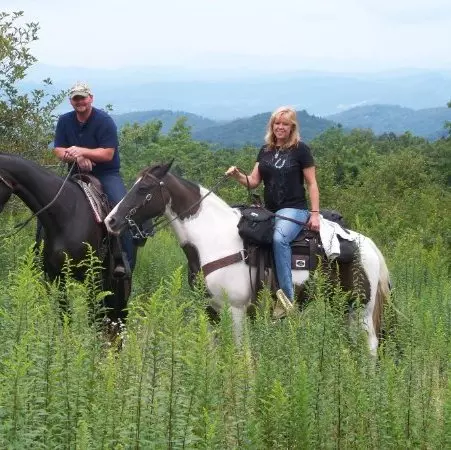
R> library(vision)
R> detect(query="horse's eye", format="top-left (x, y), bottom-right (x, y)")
top-left (137, 185), bottom-right (149, 194)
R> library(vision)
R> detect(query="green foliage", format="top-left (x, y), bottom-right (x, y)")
top-left (0, 11), bottom-right (65, 160)
top-left (445, 98), bottom-right (451, 124)
top-left (112, 109), bottom-right (216, 133)
top-left (0, 225), bottom-right (449, 447)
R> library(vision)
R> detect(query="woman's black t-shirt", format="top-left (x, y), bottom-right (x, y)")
top-left (257, 141), bottom-right (315, 212)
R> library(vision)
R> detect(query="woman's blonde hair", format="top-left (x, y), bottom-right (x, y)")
top-left (264, 106), bottom-right (301, 149)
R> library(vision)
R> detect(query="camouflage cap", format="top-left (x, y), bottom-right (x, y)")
top-left (69, 82), bottom-right (92, 99)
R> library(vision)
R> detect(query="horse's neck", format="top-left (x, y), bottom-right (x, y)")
top-left (167, 186), bottom-right (241, 252)
top-left (2, 156), bottom-right (73, 219)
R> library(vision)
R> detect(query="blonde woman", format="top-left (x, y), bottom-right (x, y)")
top-left (226, 106), bottom-right (320, 311)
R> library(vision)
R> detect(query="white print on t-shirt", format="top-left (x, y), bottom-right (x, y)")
top-left (274, 153), bottom-right (287, 169)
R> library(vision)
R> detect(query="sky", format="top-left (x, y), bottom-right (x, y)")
top-left (3, 0), bottom-right (451, 75)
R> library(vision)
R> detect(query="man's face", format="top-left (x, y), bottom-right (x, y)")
top-left (70, 95), bottom-right (93, 114)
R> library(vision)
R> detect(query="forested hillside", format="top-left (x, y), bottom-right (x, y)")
top-left (113, 109), bottom-right (337, 148)
top-left (112, 104), bottom-right (451, 148)
top-left (192, 110), bottom-right (335, 147)
top-left (327, 104), bottom-right (451, 140)
top-left (111, 109), bottom-right (216, 133)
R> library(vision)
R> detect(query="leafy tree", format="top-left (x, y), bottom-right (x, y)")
top-left (445, 99), bottom-right (451, 137)
top-left (0, 11), bottom-right (65, 160)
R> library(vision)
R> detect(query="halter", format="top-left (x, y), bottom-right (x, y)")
top-left (124, 175), bottom-right (166, 239)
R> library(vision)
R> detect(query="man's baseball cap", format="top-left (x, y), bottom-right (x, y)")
top-left (69, 82), bottom-right (92, 99)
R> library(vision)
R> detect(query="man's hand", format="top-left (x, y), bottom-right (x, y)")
top-left (76, 156), bottom-right (95, 172)
top-left (66, 146), bottom-right (84, 159)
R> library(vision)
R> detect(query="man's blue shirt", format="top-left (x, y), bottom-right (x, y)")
top-left (54, 107), bottom-right (120, 175)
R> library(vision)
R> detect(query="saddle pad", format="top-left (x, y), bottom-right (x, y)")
top-left (74, 178), bottom-right (110, 223)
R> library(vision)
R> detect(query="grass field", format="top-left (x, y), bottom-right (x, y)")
top-left (0, 217), bottom-right (449, 448)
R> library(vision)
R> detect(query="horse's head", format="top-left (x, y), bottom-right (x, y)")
top-left (0, 172), bottom-right (14, 213)
top-left (105, 161), bottom-right (173, 235)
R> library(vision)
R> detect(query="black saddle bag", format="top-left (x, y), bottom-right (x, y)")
top-left (237, 207), bottom-right (274, 246)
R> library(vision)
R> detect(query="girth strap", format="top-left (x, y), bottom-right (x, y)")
top-left (202, 251), bottom-right (246, 277)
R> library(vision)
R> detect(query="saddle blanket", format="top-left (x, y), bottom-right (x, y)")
top-left (73, 178), bottom-right (109, 223)
top-left (319, 216), bottom-right (357, 260)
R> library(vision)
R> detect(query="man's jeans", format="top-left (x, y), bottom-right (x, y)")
top-left (273, 208), bottom-right (309, 301)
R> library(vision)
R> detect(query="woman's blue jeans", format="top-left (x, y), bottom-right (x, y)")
top-left (96, 172), bottom-right (135, 270)
top-left (273, 208), bottom-right (310, 301)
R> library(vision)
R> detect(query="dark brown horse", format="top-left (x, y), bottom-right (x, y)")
top-left (0, 153), bottom-right (132, 323)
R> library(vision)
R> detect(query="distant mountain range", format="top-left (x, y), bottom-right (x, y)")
top-left (192, 111), bottom-right (334, 147)
top-left (112, 110), bottom-right (217, 133)
top-left (327, 105), bottom-right (451, 141)
top-left (24, 65), bottom-right (451, 119)
top-left (112, 104), bottom-right (451, 147)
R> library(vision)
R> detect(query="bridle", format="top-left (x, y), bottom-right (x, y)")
top-left (123, 172), bottom-right (230, 238)
top-left (124, 174), bottom-right (166, 239)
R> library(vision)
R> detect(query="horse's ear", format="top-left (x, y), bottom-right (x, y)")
top-left (153, 159), bottom-right (174, 179)
top-left (166, 159), bottom-right (174, 173)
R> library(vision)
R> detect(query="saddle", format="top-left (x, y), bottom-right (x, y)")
top-left (246, 227), bottom-right (357, 297)
top-left (72, 174), bottom-right (130, 278)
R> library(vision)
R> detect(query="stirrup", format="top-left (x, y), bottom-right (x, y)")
top-left (113, 252), bottom-right (131, 279)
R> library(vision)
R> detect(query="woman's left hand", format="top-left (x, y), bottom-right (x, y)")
top-left (308, 212), bottom-right (320, 232)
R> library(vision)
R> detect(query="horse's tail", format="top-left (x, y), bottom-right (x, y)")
top-left (370, 240), bottom-right (391, 338)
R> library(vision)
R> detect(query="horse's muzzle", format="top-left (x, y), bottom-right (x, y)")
top-left (104, 215), bottom-right (122, 235)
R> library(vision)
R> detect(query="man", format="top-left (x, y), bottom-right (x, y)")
top-left (53, 81), bottom-right (135, 276)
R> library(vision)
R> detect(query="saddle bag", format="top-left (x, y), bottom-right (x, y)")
top-left (291, 230), bottom-right (322, 271)
top-left (237, 207), bottom-right (274, 246)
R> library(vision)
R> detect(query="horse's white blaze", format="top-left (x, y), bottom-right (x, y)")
top-left (105, 177), bottom-right (143, 233)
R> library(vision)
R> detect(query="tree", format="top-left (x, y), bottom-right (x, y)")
top-left (0, 11), bottom-right (65, 160)
top-left (445, 99), bottom-right (451, 137)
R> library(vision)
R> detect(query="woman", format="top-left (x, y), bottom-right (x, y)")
top-left (226, 106), bottom-right (320, 313)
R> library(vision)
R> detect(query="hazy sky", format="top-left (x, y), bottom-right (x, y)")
top-left (4, 0), bottom-right (451, 73)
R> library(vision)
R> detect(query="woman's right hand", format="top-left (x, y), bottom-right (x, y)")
top-left (225, 166), bottom-right (241, 180)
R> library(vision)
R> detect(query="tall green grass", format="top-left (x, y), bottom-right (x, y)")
top-left (0, 229), bottom-right (449, 448)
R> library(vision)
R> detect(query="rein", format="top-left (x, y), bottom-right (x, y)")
top-left (125, 173), bottom-right (231, 238)
top-left (0, 162), bottom-right (76, 239)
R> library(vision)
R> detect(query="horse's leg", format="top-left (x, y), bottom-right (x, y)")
top-left (363, 300), bottom-right (379, 356)
top-left (230, 305), bottom-right (247, 345)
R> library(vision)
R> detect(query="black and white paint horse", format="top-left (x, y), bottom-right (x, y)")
top-left (105, 162), bottom-right (390, 353)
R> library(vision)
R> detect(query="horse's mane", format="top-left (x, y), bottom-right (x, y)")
top-left (0, 152), bottom-right (52, 172)
top-left (0, 153), bottom-right (66, 182)
top-left (140, 164), bottom-right (200, 193)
